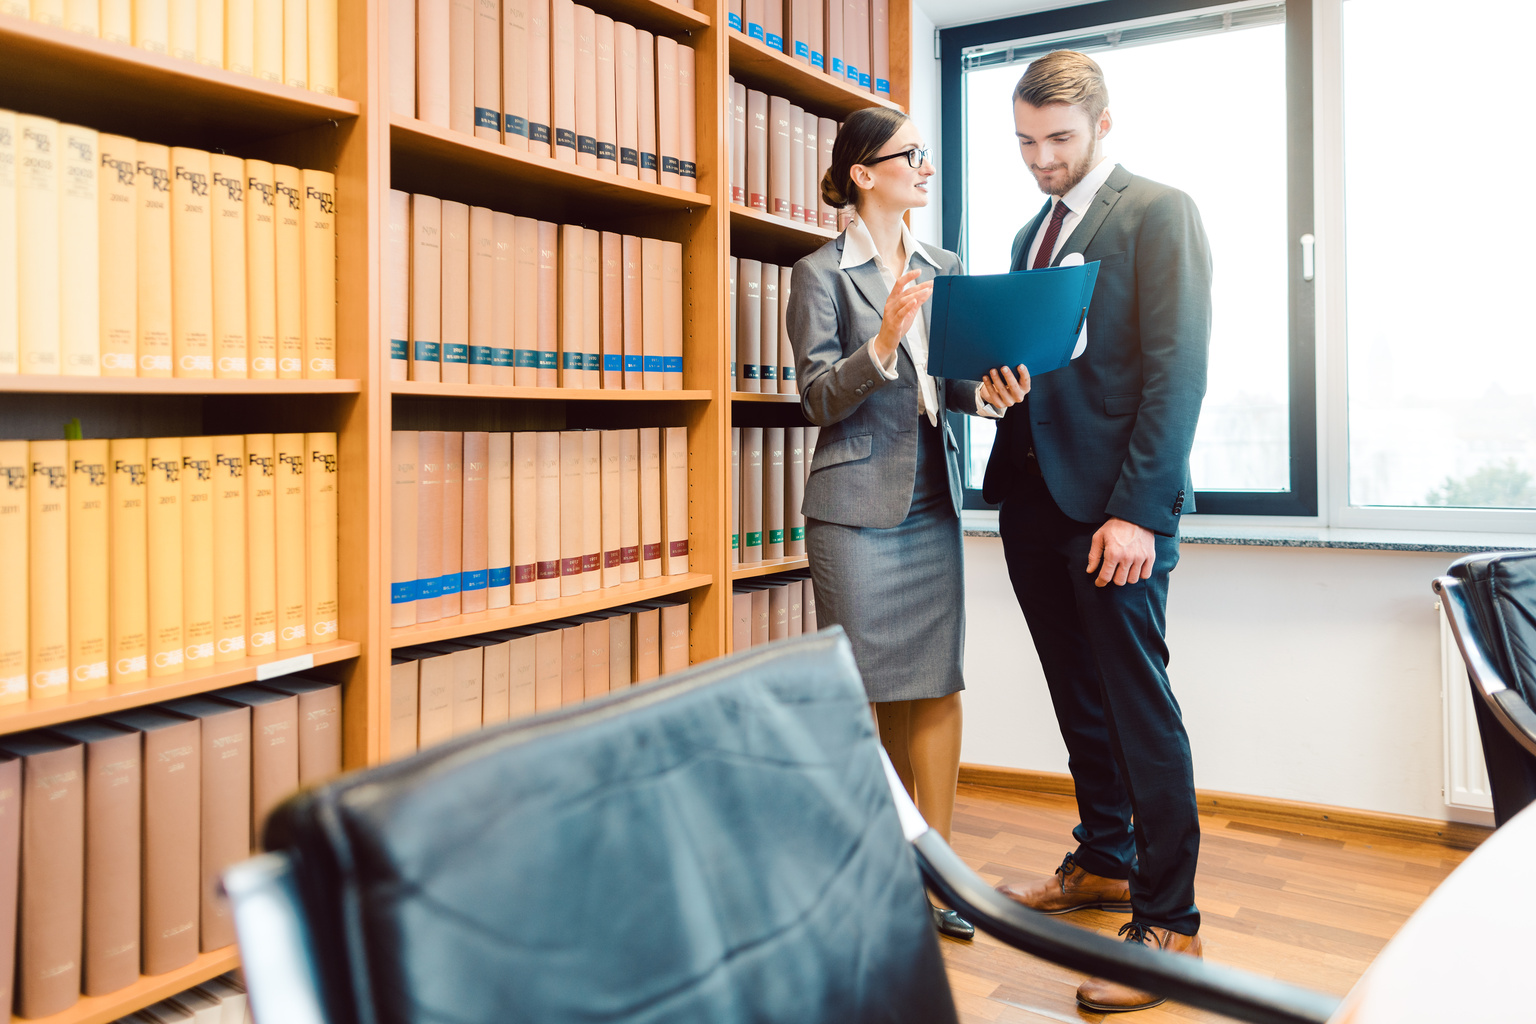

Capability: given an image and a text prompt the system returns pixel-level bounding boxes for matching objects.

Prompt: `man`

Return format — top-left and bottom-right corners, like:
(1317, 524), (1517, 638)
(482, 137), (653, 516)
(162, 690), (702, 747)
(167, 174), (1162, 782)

(982, 50), (1212, 1013)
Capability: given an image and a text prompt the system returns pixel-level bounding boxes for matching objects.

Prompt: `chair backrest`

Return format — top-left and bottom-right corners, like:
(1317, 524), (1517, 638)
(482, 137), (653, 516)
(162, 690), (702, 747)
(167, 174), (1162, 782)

(1438, 551), (1536, 824)
(248, 629), (958, 1024)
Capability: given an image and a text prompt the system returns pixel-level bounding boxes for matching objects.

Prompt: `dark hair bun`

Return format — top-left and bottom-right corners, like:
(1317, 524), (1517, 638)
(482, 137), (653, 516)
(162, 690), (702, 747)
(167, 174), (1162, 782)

(822, 107), (910, 212)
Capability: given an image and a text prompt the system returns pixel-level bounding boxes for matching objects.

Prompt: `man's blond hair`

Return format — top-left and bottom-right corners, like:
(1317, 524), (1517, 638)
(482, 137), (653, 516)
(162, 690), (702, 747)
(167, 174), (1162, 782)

(1014, 50), (1109, 123)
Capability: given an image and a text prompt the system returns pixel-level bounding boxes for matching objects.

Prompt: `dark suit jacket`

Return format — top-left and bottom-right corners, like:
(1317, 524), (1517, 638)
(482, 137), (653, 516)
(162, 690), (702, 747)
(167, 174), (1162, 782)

(981, 164), (1212, 537)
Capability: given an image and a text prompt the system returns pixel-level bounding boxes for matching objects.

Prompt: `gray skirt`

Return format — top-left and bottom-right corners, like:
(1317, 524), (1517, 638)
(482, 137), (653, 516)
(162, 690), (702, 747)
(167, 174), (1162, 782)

(805, 418), (965, 702)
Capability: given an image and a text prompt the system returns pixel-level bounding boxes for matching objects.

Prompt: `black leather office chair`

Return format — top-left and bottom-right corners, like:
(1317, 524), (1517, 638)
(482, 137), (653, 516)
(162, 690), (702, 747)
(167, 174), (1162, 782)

(225, 630), (1337, 1024)
(1434, 551), (1536, 826)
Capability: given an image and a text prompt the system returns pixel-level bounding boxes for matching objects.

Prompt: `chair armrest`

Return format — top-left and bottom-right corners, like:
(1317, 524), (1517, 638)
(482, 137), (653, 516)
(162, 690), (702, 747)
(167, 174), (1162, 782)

(223, 853), (330, 1024)
(1434, 576), (1536, 759)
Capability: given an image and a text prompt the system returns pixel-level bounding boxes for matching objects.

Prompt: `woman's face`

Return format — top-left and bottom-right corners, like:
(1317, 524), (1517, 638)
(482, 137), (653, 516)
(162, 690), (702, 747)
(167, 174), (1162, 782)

(855, 120), (936, 212)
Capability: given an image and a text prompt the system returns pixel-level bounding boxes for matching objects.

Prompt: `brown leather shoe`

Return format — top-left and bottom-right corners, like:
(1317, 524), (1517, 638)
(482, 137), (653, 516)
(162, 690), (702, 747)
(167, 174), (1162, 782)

(1076, 922), (1204, 1013)
(996, 853), (1132, 915)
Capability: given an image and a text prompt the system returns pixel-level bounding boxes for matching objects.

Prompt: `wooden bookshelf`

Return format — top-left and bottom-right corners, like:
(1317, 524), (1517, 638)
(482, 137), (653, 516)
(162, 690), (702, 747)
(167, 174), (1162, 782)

(727, 32), (902, 120)
(729, 204), (838, 265)
(584, 0), (711, 36)
(391, 381), (713, 401)
(730, 556), (809, 580)
(732, 391), (804, 403)
(0, 376), (363, 395)
(7, 948), (241, 1024)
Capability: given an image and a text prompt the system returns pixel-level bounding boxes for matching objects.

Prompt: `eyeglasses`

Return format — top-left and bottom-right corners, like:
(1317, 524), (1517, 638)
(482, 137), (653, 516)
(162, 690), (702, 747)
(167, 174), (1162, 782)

(861, 147), (930, 170)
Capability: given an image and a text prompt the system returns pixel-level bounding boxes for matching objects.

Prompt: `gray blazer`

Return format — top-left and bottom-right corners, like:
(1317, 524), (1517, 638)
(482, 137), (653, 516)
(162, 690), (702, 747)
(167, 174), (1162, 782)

(981, 164), (1212, 536)
(786, 234), (982, 529)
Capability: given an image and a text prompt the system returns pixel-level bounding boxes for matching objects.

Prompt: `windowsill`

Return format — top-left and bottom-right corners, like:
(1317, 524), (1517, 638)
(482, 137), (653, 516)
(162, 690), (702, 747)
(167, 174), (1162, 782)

(960, 510), (1536, 554)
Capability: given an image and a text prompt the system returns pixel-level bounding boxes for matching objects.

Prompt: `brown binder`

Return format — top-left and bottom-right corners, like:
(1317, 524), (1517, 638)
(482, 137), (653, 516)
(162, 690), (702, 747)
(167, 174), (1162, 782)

(615, 21), (639, 179)
(760, 263), (779, 392)
(786, 426), (806, 556)
(460, 431), (490, 615)
(404, 648), (455, 747)
(43, 721), (140, 995)
(440, 201), (471, 384)
(788, 579), (804, 635)
(389, 657), (420, 759)
(741, 426), (763, 563)
(731, 588), (750, 653)
(818, 118), (837, 227)
(659, 601), (687, 674)
(535, 431), (561, 601)
(764, 426), (785, 559)
(595, 15), (617, 174)
(789, 104), (805, 223)
(768, 95), (792, 218)
(440, 431), (465, 617)
(574, 4), (597, 170)
(156, 697), (251, 952)
(779, 265), (797, 392)
(769, 582), (789, 640)
(636, 29), (658, 183)
(211, 685), (298, 850)
(730, 81), (746, 205)
(662, 426), (689, 575)
(560, 623), (585, 705)
(631, 606), (659, 682)
(581, 430), (602, 591)
(801, 115), (818, 225)
(256, 677), (343, 783)
(550, 0), (577, 162)
(415, 431), (444, 623)
(607, 613), (632, 689)
(736, 258), (761, 392)
(746, 89), (768, 210)
(0, 756), (19, 1013)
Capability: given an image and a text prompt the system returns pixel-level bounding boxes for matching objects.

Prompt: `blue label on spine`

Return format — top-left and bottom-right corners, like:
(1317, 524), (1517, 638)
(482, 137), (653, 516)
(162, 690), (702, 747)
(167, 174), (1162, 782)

(664, 356), (683, 373)
(561, 351), (583, 370)
(876, 78), (890, 95)
(604, 354), (623, 372)
(439, 572), (462, 596)
(489, 566), (512, 588)
(743, 364), (760, 379)
(413, 341), (440, 362)
(727, 11), (740, 29)
(624, 354), (642, 372)
(530, 123), (551, 144)
(644, 355), (665, 372)
(416, 575), (440, 599)
(492, 347), (514, 367)
(832, 58), (844, 75)
(847, 64), (860, 82)
(588, 352), (605, 371)
(597, 141), (617, 161)
(555, 128), (577, 150)
(461, 569), (489, 592)
(470, 345), (494, 365)
(766, 32), (783, 49)
(812, 51), (824, 69)
(442, 344), (469, 365)
(620, 147), (639, 167)
(782, 366), (796, 380)
(641, 153), (658, 171)
(577, 135), (598, 155)
(661, 155), (680, 175)
(390, 581), (416, 603)
(514, 349), (540, 368)
(506, 114), (529, 137)
(536, 351), (558, 369)
(748, 22), (764, 39)
(680, 161), (697, 179)
(860, 71), (871, 88)
(391, 339), (408, 360)
(475, 107), (500, 130)
(761, 364), (776, 380)
(795, 41), (809, 58)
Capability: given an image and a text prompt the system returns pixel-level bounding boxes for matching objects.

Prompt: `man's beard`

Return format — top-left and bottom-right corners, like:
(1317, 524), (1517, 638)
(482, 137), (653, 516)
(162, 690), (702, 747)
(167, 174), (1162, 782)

(1031, 143), (1098, 197)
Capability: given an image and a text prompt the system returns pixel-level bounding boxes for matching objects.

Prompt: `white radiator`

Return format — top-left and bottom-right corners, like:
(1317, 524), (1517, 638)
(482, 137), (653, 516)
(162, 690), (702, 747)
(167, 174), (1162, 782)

(1440, 601), (1494, 812)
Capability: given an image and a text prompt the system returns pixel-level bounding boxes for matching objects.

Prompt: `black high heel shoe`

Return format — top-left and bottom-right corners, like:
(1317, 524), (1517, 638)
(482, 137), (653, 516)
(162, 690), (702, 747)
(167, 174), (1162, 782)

(931, 902), (975, 941)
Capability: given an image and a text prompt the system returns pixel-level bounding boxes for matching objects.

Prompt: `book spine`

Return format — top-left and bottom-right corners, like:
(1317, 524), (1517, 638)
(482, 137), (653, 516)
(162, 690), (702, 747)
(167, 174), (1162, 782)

(301, 168), (337, 378)
(468, 205), (495, 384)
(768, 96), (791, 219)
(59, 124), (100, 376)
(449, 0), (475, 133)
(661, 240), (682, 390)
(417, 0), (450, 125)
(727, 0), (740, 32)
(309, 0), (338, 93)
(824, 0), (842, 80)
(283, 0), (307, 87)
(440, 431), (464, 616)
(574, 4), (597, 170)
(107, 439), (147, 685)
(789, 0), (808, 61)
(870, 0), (887, 94)
(655, 35), (680, 190)
(197, 0), (223, 65)
(501, 0), (529, 148)
(730, 427), (740, 564)
(751, 587), (768, 646)
(730, 83), (746, 205)
(0, 443), (27, 702)
(618, 428), (639, 583)
(272, 165), (305, 378)
(581, 431), (601, 591)
(583, 619), (609, 698)
(274, 433), (308, 649)
(389, 658), (419, 757)
(244, 160), (278, 378)
(534, 432), (560, 600)
(632, 606), (658, 681)
(460, 432), (489, 614)
(487, 432), (512, 608)
(195, 707), (249, 950)
(135, 142), (173, 376)
(560, 624), (584, 705)
(639, 427), (661, 578)
(0, 113), (16, 375)
(410, 193), (442, 382)
(533, 630), (560, 711)
(557, 431), (583, 597)
(253, 0), (280, 80)
(600, 230), (622, 388)
(146, 437), (185, 676)
(621, 234), (642, 389)
(737, 259), (760, 392)
(15, 745), (85, 1017)
(551, 0), (577, 162)
(581, 228), (600, 388)
(636, 30), (657, 183)
(227, 0), (255, 73)
(249, 697), (299, 843)
(18, 117), (60, 375)
(607, 612), (631, 687)
(731, 588), (749, 651)
(744, 0), (762, 41)
(511, 432), (538, 605)
(390, 431), (419, 626)
(640, 236), (662, 390)
(386, 190), (411, 381)
(557, 223), (583, 387)
(760, 263), (778, 391)
(29, 441), (69, 698)
(526, 0), (551, 156)
(615, 22), (638, 179)
(511, 216), (539, 387)
(210, 153), (247, 377)
(212, 435), (247, 661)
(662, 425), (688, 575)
(770, 583), (788, 639)
(244, 434), (278, 656)
(170, 147), (213, 378)
(764, 427), (785, 559)
(786, 426), (805, 555)
(818, 118), (836, 227)
(169, 0), (195, 60)
(600, 430), (621, 587)
(134, 0), (169, 54)
(491, 210), (515, 384)
(780, 264), (797, 391)
(80, 731), (140, 995)
(660, 602), (687, 673)
(295, 684), (342, 781)
(414, 431), (443, 622)
(595, 15), (616, 174)
(678, 44), (696, 186)
(180, 435), (216, 671)
(389, 0), (416, 114)
(101, 0), (130, 42)
(305, 432), (339, 643)
(742, 426), (762, 562)
(729, 257), (737, 385)
(448, 648), (483, 735)
(746, 90), (766, 212)
(535, 220), (558, 387)
(764, 0), (782, 50)
(788, 579), (803, 635)
(788, 104), (805, 224)
(413, 654), (451, 744)
(67, 439), (109, 689)
(142, 719), (200, 974)
(801, 114), (817, 224)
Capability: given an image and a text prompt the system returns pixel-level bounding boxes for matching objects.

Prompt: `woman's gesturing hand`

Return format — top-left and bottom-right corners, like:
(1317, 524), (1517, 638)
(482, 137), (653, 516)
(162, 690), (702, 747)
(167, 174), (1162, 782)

(873, 268), (932, 363)
(979, 364), (1030, 410)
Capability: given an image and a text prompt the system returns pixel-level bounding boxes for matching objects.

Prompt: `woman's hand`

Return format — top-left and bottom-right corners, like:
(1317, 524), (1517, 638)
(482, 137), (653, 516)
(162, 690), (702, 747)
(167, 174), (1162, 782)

(979, 364), (1030, 410)
(874, 268), (932, 364)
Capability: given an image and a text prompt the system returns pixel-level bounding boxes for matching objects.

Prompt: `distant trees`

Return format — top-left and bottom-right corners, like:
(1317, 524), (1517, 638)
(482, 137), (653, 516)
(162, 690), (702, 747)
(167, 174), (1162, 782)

(1425, 459), (1536, 508)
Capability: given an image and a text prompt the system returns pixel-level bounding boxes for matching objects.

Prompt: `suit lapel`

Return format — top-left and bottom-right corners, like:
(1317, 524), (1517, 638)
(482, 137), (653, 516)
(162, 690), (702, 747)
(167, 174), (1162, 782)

(1053, 163), (1130, 265)
(844, 261), (889, 323)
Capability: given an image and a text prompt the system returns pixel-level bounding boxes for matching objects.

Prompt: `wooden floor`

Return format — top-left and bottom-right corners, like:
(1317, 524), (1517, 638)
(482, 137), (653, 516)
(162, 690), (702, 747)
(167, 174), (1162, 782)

(940, 784), (1470, 1023)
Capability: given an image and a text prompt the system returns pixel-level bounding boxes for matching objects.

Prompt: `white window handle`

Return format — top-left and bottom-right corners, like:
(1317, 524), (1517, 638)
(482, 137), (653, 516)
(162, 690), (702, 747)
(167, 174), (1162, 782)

(1300, 233), (1315, 282)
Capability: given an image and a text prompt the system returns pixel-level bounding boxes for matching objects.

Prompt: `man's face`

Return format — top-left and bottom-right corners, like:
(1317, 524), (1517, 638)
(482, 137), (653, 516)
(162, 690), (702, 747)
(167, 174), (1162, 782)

(1013, 100), (1111, 197)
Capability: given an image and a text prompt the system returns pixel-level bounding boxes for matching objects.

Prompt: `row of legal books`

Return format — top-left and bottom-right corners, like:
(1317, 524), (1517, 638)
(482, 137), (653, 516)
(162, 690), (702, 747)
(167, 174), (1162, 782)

(731, 257), (799, 393)
(388, 193), (684, 388)
(0, 115), (338, 379)
(0, 433), (339, 701)
(389, 0), (698, 190)
(389, 601), (688, 755)
(731, 425), (817, 565)
(112, 973), (250, 1024)
(390, 428), (689, 627)
(728, 0), (891, 99)
(3, 0), (338, 94)
(728, 82), (845, 231)
(0, 676), (340, 1017)
(730, 572), (818, 653)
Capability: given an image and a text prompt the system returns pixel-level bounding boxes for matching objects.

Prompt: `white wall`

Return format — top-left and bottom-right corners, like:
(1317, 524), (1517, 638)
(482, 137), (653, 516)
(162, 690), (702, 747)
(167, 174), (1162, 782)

(961, 536), (1466, 821)
(908, 2), (942, 247)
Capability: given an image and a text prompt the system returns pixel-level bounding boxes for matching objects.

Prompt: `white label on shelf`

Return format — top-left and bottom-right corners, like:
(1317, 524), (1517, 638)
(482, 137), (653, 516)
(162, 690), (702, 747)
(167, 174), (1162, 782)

(257, 653), (316, 681)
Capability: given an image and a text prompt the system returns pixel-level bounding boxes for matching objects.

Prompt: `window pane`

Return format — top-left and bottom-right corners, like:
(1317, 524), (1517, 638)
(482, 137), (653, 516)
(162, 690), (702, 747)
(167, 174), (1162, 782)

(1344, 0), (1536, 509)
(960, 20), (1290, 492)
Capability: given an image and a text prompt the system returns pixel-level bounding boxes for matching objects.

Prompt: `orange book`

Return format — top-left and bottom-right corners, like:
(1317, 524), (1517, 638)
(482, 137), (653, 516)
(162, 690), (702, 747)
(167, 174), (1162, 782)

(212, 435), (247, 661)
(581, 430), (600, 591)
(146, 436), (184, 676)
(67, 439), (110, 689)
(56, 124), (98, 377)
(557, 223), (583, 387)
(615, 22), (639, 179)
(29, 441), (69, 698)
(301, 169), (337, 378)
(283, 0), (307, 88)
(440, 200), (470, 384)
(449, 0), (474, 133)
(106, 439), (147, 686)
(525, 0), (551, 156)
(180, 435), (216, 671)
(135, 142), (174, 377)
(460, 432), (489, 614)
(305, 432), (339, 644)
(468, 206), (494, 384)
(245, 160), (279, 378)
(210, 153), (248, 377)
(573, 4), (597, 170)
(391, 431), (419, 626)
(595, 14), (616, 174)
(535, 220), (559, 386)
(387, 190), (411, 381)
(410, 194), (443, 383)
(618, 428), (639, 583)
(273, 165), (305, 378)
(558, 430), (583, 598)
(600, 230), (622, 388)
(621, 235), (642, 389)
(640, 236), (662, 390)
(550, 0), (577, 162)
(512, 217), (539, 386)
(414, 431), (444, 622)
(678, 43), (696, 187)
(655, 35), (679, 189)
(511, 432), (537, 605)
(97, 135), (138, 376)
(636, 30), (657, 183)
(440, 431), (463, 616)
(490, 210), (515, 385)
(581, 228), (601, 388)
(661, 240), (682, 389)
(638, 427), (661, 578)
(244, 434), (278, 656)
(170, 147), (214, 377)
(535, 432), (560, 601)
(501, 0), (529, 149)
(0, 442), (29, 702)
(273, 433), (308, 649)
(16, 116), (60, 377)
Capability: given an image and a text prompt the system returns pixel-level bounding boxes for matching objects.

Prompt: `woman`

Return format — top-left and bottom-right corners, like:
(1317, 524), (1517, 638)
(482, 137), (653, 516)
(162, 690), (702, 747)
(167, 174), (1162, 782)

(786, 108), (1029, 941)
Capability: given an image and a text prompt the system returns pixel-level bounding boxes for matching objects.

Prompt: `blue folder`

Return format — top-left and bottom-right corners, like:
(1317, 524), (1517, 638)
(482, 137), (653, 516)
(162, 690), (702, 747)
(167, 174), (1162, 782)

(926, 262), (1100, 382)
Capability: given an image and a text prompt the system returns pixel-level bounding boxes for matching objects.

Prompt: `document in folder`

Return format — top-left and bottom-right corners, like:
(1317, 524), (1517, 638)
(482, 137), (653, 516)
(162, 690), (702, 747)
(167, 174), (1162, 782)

(926, 262), (1100, 382)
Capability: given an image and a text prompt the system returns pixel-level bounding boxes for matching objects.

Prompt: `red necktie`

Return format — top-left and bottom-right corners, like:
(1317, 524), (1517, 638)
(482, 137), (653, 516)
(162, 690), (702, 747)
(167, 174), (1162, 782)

(1031, 200), (1071, 270)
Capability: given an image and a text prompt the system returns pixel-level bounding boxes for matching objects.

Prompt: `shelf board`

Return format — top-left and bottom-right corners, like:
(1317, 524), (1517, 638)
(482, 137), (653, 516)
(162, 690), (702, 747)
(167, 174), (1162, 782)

(392, 573), (713, 647)
(392, 381), (712, 401)
(8, 947), (239, 1024)
(727, 32), (902, 121)
(731, 391), (802, 403)
(391, 116), (713, 217)
(730, 556), (809, 580)
(0, 14), (356, 144)
(729, 204), (837, 264)
(0, 375), (363, 395)
(0, 640), (361, 737)
(590, 0), (710, 35)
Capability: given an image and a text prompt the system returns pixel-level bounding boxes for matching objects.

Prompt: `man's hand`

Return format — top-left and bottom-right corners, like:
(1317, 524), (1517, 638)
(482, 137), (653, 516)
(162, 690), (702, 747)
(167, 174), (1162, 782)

(1086, 517), (1155, 587)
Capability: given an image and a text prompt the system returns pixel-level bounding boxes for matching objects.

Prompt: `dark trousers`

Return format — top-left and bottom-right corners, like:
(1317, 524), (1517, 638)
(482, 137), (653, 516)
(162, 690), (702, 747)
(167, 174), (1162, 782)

(997, 472), (1201, 935)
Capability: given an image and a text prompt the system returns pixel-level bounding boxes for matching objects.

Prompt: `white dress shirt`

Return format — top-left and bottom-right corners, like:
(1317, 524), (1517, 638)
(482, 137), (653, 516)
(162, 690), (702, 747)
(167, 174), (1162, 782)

(839, 214), (1000, 424)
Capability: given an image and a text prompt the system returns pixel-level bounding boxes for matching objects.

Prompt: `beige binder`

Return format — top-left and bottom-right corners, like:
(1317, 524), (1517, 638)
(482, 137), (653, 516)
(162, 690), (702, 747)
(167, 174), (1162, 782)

(581, 227), (601, 388)
(301, 169), (337, 378)
(640, 236), (662, 389)
(621, 234), (642, 389)
(736, 258), (760, 392)
(730, 427), (740, 565)
(678, 43), (696, 186)
(802, 114), (818, 224)
(660, 601), (687, 674)
(511, 432), (538, 605)
(557, 222), (583, 387)
(615, 21), (639, 179)
(473, 0), (501, 139)
(245, 160), (278, 377)
(170, 147), (213, 377)
(244, 434), (278, 656)
(388, 657), (419, 758)
(413, 650), (453, 746)
(135, 142), (174, 376)
(468, 205), (495, 384)
(536, 220), (559, 386)
(661, 239), (682, 389)
(582, 618), (609, 698)
(390, 431), (419, 627)
(786, 426), (806, 556)
(273, 433), (308, 650)
(0, 112), (18, 375)
(388, 0), (413, 112)
(639, 427), (662, 578)
(104, 440), (148, 690)
(788, 104), (805, 223)
(503, 632), (535, 717)
(558, 430), (584, 597)
(180, 435), (216, 670)
(871, 0), (888, 97)
(448, 0), (472, 132)
(440, 200), (470, 384)
(17, 117), (60, 375)
(595, 15), (616, 174)
(533, 628), (560, 710)
(636, 29), (657, 183)
(29, 441), (69, 697)
(410, 193), (443, 382)
(512, 216), (539, 386)
(619, 428), (640, 583)
(387, 190), (411, 380)
(212, 435), (247, 661)
(254, 0), (280, 81)
(0, 443), (27, 701)
(283, 0), (307, 88)
(487, 432), (512, 608)
(763, 427), (784, 559)
(146, 437), (185, 676)
(134, 0), (169, 54)
(501, 0), (529, 149)
(59, 124), (100, 376)
(305, 432), (339, 644)
(655, 35), (680, 189)
(417, 0), (450, 125)
(210, 153), (247, 377)
(760, 263), (778, 392)
(600, 430), (621, 587)
(779, 265), (797, 392)
(227, 0), (255, 74)
(414, 431), (444, 623)
(818, 118), (836, 227)
(440, 431), (463, 617)
(600, 230), (622, 388)
(581, 430), (601, 591)
(550, 0), (577, 162)
(67, 438), (110, 689)
(526, 0), (551, 156)
(559, 623), (584, 705)
(491, 210), (515, 384)
(608, 612), (631, 688)
(767, 96), (792, 219)
(746, 90), (767, 211)
(730, 81), (746, 204)
(631, 606), (658, 681)
(662, 426), (689, 575)
(574, 4), (597, 170)
(273, 165), (304, 377)
(460, 432), (490, 614)
(741, 426), (762, 563)
(534, 432), (561, 601)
